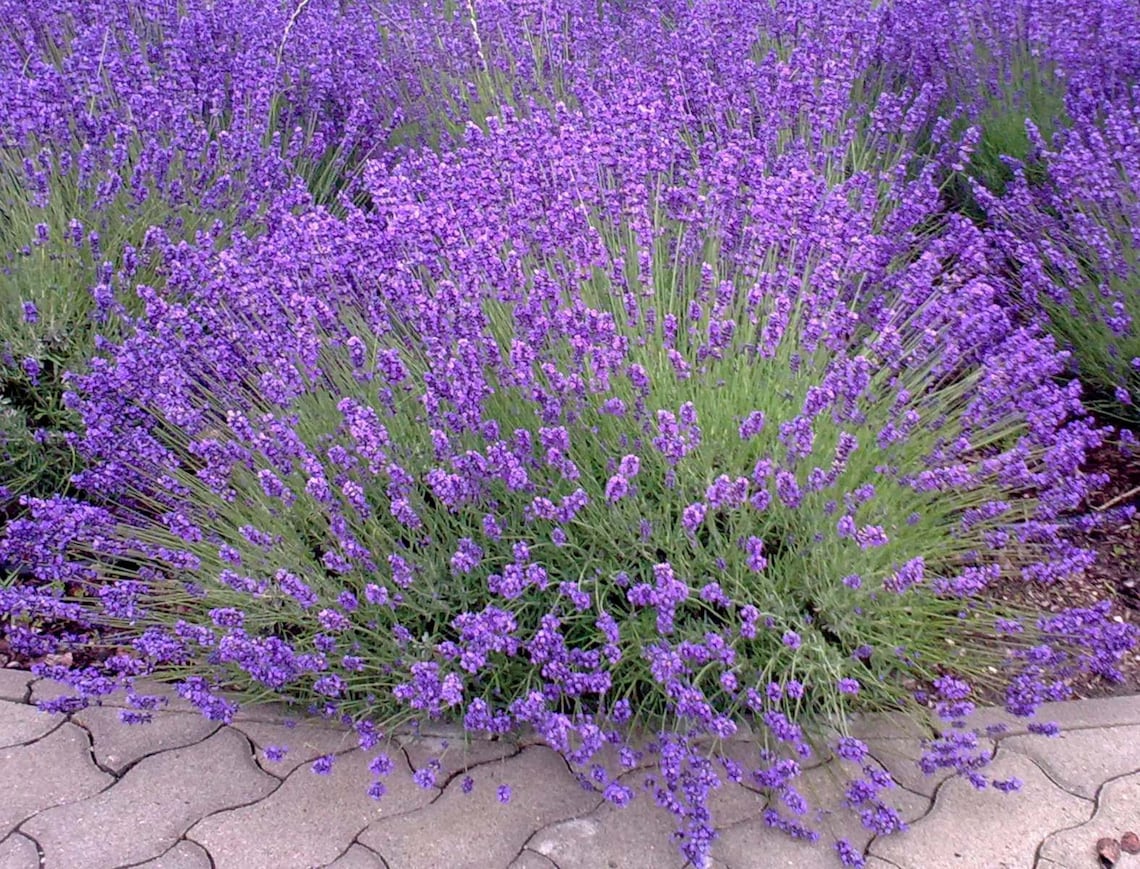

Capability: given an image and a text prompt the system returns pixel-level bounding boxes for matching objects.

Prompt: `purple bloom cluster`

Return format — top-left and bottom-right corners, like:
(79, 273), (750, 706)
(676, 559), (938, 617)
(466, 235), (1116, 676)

(1, 2), (1138, 867)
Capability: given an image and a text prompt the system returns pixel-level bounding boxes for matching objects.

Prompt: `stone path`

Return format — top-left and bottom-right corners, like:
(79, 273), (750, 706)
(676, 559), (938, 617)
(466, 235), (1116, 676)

(1, 666), (1138, 868)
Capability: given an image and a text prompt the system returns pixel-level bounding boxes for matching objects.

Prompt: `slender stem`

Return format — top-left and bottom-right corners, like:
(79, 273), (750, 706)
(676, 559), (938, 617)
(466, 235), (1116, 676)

(1093, 484), (1140, 512)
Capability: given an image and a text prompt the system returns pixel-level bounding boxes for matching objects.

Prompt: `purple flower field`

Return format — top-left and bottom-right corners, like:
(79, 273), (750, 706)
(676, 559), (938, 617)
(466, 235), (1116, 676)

(1, 1), (1139, 865)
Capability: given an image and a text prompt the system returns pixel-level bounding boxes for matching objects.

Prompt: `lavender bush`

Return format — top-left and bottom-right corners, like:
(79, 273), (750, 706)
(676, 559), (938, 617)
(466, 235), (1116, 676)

(978, 89), (1140, 422)
(2, 1), (1138, 866)
(871, 1), (1140, 419)
(0, 0), (509, 512)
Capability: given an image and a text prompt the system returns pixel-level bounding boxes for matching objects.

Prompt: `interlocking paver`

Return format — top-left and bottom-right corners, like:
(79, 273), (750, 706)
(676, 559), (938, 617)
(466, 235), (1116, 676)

(844, 709), (938, 742)
(717, 736), (832, 776)
(360, 745), (599, 869)
(1001, 724), (1140, 799)
(326, 843), (389, 868)
(551, 729), (661, 785)
(3, 678), (1138, 869)
(394, 719), (503, 743)
(1038, 770), (1140, 868)
(963, 694), (1140, 738)
(22, 727), (275, 867)
(189, 740), (434, 869)
(528, 763), (764, 869)
(869, 749), (1091, 869)
(29, 675), (198, 714)
(712, 759), (930, 869)
(400, 733), (520, 781)
(849, 696), (1140, 746)
(0, 722), (112, 831)
(862, 734), (997, 799)
(73, 706), (219, 774)
(0, 832), (38, 868)
(229, 718), (356, 775)
(509, 850), (558, 869)
(134, 840), (213, 869)
(230, 698), (312, 725)
(0, 701), (60, 748)
(0, 670), (32, 703)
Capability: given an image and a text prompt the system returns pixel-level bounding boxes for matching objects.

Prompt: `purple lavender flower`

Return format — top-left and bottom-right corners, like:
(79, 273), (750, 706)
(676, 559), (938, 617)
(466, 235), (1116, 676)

(681, 503), (707, 534)
(21, 357), (41, 383)
(605, 474), (631, 502)
(739, 411), (766, 440)
(450, 538), (484, 575)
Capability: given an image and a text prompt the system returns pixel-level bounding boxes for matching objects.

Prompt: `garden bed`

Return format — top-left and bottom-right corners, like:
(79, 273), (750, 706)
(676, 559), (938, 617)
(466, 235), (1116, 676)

(2, 2), (1139, 867)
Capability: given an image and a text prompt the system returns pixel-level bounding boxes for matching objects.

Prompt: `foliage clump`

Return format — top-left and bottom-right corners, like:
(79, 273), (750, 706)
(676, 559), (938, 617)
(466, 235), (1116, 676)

(1, 1), (1138, 866)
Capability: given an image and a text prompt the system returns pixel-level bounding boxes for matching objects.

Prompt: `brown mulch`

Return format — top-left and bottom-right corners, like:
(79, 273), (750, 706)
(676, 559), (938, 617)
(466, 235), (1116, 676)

(985, 441), (1140, 700)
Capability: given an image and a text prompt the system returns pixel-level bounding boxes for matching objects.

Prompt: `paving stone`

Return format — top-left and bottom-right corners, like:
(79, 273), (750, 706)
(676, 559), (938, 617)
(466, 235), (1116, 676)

(849, 696), (1140, 744)
(29, 676), (198, 714)
(0, 701), (61, 748)
(0, 670), (32, 702)
(190, 741), (433, 869)
(509, 851), (558, 869)
(717, 736), (832, 778)
(400, 732), (520, 782)
(230, 718), (356, 775)
(1038, 771), (1140, 868)
(706, 769), (772, 825)
(22, 727), (275, 867)
(963, 694), (1140, 738)
(528, 763), (764, 869)
(712, 759), (930, 869)
(0, 833), (38, 868)
(326, 843), (388, 868)
(862, 735), (997, 799)
(1001, 725), (1140, 800)
(713, 818), (857, 869)
(134, 840), (213, 869)
(393, 718), (505, 743)
(868, 749), (1091, 869)
(29, 676), (286, 718)
(554, 729), (660, 786)
(0, 722), (112, 831)
(843, 709), (939, 742)
(360, 745), (599, 868)
(228, 698), (303, 723)
(72, 706), (219, 774)
(574, 725), (797, 776)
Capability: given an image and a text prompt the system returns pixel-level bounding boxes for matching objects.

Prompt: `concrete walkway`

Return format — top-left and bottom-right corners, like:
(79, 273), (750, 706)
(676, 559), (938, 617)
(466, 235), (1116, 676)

(1, 667), (1138, 869)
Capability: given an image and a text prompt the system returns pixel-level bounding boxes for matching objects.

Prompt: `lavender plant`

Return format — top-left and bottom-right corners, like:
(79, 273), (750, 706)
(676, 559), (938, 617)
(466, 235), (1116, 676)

(5, 92), (1134, 866)
(0, 0), (432, 514)
(0, 0), (749, 515)
(2, 1), (1137, 866)
(978, 89), (1140, 423)
(869, 0), (1140, 421)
